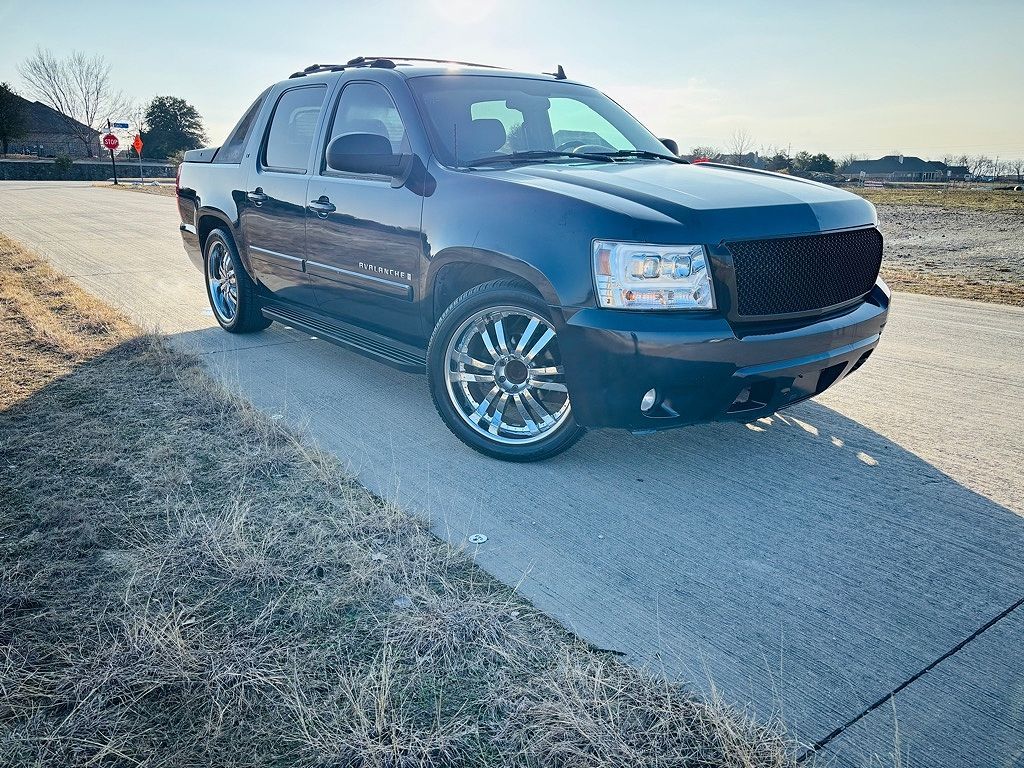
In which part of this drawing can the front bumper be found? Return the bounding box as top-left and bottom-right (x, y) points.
(558, 283), (890, 431)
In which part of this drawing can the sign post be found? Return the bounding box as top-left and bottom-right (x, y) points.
(103, 119), (120, 185)
(133, 134), (144, 182)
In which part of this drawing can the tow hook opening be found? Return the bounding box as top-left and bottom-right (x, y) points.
(727, 381), (773, 413)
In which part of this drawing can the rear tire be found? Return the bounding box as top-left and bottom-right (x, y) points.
(204, 228), (271, 334)
(427, 279), (585, 461)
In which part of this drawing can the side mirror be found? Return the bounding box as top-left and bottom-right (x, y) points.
(660, 138), (679, 156)
(326, 133), (402, 176)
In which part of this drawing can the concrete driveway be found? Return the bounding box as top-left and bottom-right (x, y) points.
(2, 181), (1022, 766)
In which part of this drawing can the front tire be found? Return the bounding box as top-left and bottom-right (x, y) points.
(427, 280), (585, 461)
(204, 228), (271, 333)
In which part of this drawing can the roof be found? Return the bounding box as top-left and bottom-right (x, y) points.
(11, 93), (94, 136)
(846, 155), (944, 173)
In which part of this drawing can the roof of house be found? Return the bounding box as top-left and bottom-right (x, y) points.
(846, 155), (944, 173)
(13, 93), (95, 136)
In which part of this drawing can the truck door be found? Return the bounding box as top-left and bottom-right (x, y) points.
(304, 81), (424, 342)
(239, 83), (328, 307)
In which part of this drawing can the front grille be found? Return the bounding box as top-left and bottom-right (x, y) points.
(725, 228), (883, 316)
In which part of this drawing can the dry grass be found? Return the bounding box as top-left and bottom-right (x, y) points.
(852, 186), (1024, 214)
(880, 266), (1024, 307)
(94, 182), (177, 197)
(0, 231), (796, 766)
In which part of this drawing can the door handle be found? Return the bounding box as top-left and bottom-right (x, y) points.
(247, 187), (267, 205)
(308, 195), (336, 217)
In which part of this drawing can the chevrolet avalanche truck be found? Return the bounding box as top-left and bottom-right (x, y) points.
(176, 56), (889, 461)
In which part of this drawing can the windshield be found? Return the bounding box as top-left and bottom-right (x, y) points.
(407, 75), (672, 167)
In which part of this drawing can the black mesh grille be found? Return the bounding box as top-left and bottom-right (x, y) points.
(726, 228), (883, 316)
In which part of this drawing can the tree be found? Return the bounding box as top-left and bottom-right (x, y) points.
(688, 145), (719, 162)
(18, 47), (127, 157)
(143, 96), (207, 160)
(792, 151), (837, 175)
(0, 82), (27, 156)
(762, 145), (792, 172)
(967, 155), (993, 178)
(837, 153), (863, 173)
(1010, 158), (1024, 183)
(728, 128), (755, 166)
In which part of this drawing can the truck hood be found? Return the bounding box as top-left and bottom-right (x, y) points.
(491, 161), (876, 241)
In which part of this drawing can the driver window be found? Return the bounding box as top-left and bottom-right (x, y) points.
(326, 82), (407, 161)
(548, 97), (631, 151)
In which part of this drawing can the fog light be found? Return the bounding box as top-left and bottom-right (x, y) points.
(641, 388), (658, 412)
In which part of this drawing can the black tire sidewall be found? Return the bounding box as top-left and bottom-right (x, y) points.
(427, 281), (585, 461)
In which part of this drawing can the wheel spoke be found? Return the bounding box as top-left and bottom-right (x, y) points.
(487, 393), (509, 435)
(451, 371), (494, 384)
(476, 320), (499, 360)
(530, 379), (568, 392)
(456, 352), (494, 371)
(524, 328), (555, 362)
(514, 317), (540, 354)
(470, 385), (502, 424)
(521, 389), (555, 427)
(513, 394), (540, 435)
(530, 365), (564, 376)
(493, 316), (510, 354)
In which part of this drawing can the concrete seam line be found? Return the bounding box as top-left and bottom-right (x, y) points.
(797, 593), (1024, 762)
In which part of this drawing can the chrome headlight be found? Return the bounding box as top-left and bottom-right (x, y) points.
(593, 240), (715, 310)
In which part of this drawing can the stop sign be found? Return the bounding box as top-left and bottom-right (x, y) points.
(102, 133), (119, 150)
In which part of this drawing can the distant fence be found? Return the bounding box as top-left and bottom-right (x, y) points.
(0, 159), (176, 181)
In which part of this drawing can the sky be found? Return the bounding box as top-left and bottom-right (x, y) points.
(1, 0), (1021, 162)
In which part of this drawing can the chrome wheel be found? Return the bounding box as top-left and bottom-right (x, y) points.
(206, 240), (238, 323)
(444, 306), (571, 445)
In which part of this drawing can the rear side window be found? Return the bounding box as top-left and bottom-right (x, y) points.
(214, 88), (269, 164)
(261, 85), (327, 172)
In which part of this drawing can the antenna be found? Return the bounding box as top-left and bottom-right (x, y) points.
(544, 64), (567, 80)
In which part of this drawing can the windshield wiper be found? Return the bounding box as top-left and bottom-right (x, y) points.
(599, 149), (689, 164)
(464, 150), (614, 168)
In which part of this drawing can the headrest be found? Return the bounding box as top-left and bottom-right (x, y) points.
(463, 118), (507, 157)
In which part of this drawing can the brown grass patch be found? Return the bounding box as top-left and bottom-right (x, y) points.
(852, 186), (1024, 214)
(0, 234), (796, 765)
(881, 266), (1024, 307)
(94, 182), (177, 197)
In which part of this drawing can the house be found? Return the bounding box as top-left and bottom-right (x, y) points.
(844, 155), (969, 181)
(5, 94), (98, 158)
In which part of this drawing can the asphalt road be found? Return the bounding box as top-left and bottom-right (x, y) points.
(3, 181), (1022, 766)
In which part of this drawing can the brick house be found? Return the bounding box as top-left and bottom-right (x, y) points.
(6, 93), (98, 158)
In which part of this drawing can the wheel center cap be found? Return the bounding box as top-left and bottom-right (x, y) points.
(504, 359), (528, 384)
(494, 355), (530, 393)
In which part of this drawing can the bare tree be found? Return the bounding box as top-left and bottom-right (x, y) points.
(18, 47), (128, 157)
(688, 145), (719, 161)
(967, 155), (993, 179)
(727, 128), (755, 166)
(837, 153), (863, 173)
(1010, 158), (1024, 183)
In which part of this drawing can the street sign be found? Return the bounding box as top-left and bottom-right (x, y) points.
(112, 122), (130, 129)
(102, 133), (119, 150)
(133, 135), (143, 154)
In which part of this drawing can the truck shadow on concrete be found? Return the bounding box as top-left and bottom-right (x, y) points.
(172, 324), (1024, 766)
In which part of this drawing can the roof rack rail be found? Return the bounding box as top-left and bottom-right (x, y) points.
(288, 56), (504, 79)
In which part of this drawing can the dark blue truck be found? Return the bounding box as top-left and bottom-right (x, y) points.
(176, 56), (889, 461)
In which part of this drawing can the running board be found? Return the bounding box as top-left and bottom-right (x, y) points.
(262, 303), (427, 373)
